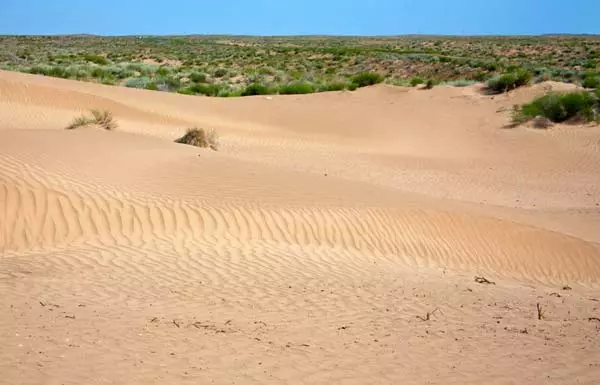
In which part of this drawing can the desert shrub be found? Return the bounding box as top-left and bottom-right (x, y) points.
(350, 72), (383, 88)
(190, 72), (208, 83)
(318, 82), (347, 92)
(156, 66), (172, 76)
(214, 68), (228, 78)
(241, 83), (274, 96)
(125, 77), (152, 88)
(424, 79), (436, 89)
(582, 73), (599, 89)
(410, 77), (425, 86)
(486, 69), (532, 93)
(180, 83), (221, 96)
(29, 65), (70, 78)
(66, 109), (117, 130)
(155, 76), (181, 92)
(175, 128), (218, 150)
(279, 82), (315, 95)
(83, 54), (109, 65)
(512, 91), (598, 124)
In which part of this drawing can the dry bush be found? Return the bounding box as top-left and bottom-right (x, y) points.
(65, 109), (117, 130)
(90, 109), (117, 130)
(175, 127), (219, 150)
(65, 115), (94, 130)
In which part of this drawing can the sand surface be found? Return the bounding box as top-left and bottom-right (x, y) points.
(1, 71), (599, 384)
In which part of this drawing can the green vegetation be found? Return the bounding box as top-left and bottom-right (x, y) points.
(582, 72), (599, 89)
(279, 82), (315, 94)
(410, 77), (425, 86)
(512, 91), (599, 125)
(350, 72), (383, 88)
(485, 69), (532, 94)
(66, 109), (117, 130)
(175, 128), (219, 150)
(1, 35), (598, 97)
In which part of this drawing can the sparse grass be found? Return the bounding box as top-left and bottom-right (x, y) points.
(512, 91), (599, 125)
(175, 128), (219, 150)
(65, 109), (117, 130)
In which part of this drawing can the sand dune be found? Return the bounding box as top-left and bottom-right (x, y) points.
(1, 70), (599, 384)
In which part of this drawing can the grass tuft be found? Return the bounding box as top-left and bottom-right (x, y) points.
(65, 109), (117, 130)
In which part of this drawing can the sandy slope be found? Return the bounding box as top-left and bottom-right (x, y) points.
(1, 70), (599, 384)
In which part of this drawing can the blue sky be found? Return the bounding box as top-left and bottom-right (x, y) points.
(1, 0), (599, 36)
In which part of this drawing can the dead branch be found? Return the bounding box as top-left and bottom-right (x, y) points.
(474, 276), (496, 285)
(417, 308), (440, 322)
(536, 303), (545, 320)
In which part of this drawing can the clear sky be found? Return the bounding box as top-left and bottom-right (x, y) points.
(1, 0), (599, 36)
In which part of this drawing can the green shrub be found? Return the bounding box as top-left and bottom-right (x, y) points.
(214, 68), (228, 78)
(156, 66), (171, 76)
(241, 83), (274, 96)
(513, 91), (598, 124)
(83, 54), (109, 65)
(582, 73), (599, 89)
(424, 79), (436, 89)
(190, 72), (207, 83)
(279, 82), (315, 95)
(350, 72), (383, 88)
(125, 77), (152, 89)
(318, 82), (347, 92)
(486, 69), (532, 93)
(410, 77), (425, 86)
(180, 83), (221, 96)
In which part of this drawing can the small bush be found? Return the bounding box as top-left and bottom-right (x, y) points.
(66, 109), (117, 130)
(83, 54), (109, 65)
(582, 73), (599, 89)
(175, 128), (218, 150)
(190, 72), (207, 83)
(350, 72), (383, 88)
(125, 77), (152, 89)
(410, 77), (425, 86)
(279, 82), (315, 95)
(512, 91), (598, 125)
(424, 79), (436, 89)
(180, 83), (221, 96)
(214, 68), (228, 78)
(241, 83), (274, 96)
(318, 82), (347, 92)
(486, 69), (532, 94)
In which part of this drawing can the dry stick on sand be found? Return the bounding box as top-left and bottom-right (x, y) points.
(417, 308), (440, 322)
(474, 276), (496, 285)
(536, 303), (545, 320)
